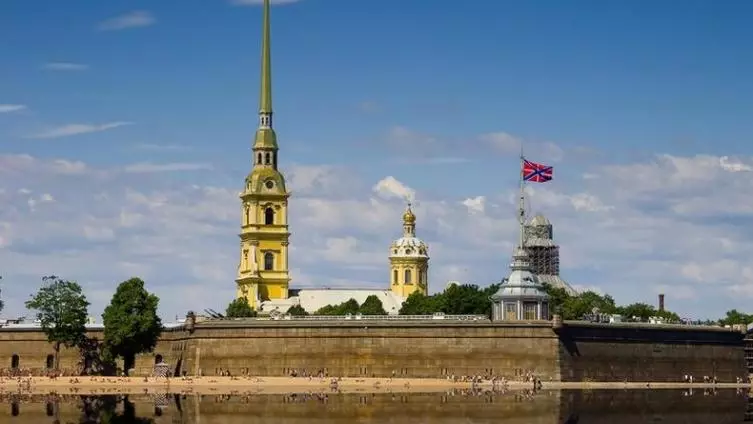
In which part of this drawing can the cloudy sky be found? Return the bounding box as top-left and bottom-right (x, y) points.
(2, 0), (753, 321)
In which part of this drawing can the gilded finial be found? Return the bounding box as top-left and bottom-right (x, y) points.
(402, 201), (416, 224)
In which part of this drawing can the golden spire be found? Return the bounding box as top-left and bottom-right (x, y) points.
(259, 0), (272, 114)
(252, 0), (278, 151)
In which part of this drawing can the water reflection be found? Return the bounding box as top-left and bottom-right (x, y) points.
(0, 388), (749, 423)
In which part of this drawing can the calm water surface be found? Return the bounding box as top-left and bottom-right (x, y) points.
(1, 388), (750, 423)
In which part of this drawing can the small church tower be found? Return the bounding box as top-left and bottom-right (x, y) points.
(389, 204), (429, 298)
(235, 0), (291, 310)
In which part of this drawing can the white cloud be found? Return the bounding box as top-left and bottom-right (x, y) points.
(479, 132), (521, 154)
(29, 122), (132, 139)
(461, 196), (486, 214)
(0, 104), (26, 113)
(42, 62), (89, 71)
(97, 11), (156, 31)
(2, 152), (753, 322)
(372, 176), (415, 201)
(123, 162), (213, 173)
(719, 156), (753, 173)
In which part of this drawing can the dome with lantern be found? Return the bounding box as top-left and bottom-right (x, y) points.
(389, 203), (429, 259)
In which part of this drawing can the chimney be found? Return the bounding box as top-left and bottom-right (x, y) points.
(658, 294), (665, 312)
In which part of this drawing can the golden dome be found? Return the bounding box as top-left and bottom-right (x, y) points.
(402, 204), (416, 224)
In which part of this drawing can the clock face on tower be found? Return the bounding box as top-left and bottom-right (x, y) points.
(265, 180), (275, 190)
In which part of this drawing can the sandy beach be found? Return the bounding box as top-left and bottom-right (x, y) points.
(0, 375), (749, 395)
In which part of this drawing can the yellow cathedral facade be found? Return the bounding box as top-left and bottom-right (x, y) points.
(235, 0), (429, 313)
(235, 0), (291, 309)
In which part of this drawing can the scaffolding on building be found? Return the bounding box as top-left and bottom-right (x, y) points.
(523, 214), (578, 296)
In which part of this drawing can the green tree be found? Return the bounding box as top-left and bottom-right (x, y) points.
(618, 302), (657, 322)
(718, 309), (753, 326)
(541, 283), (569, 315)
(102, 278), (162, 376)
(25, 275), (90, 370)
(315, 298), (360, 315)
(359, 295), (387, 315)
(226, 297), (257, 318)
(561, 291), (618, 320)
(286, 304), (308, 316)
(441, 284), (491, 315)
(399, 292), (438, 315)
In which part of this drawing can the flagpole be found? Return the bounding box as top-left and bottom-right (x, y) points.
(518, 146), (525, 248)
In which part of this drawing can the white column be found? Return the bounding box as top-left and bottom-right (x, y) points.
(537, 302), (542, 320)
(517, 300), (522, 320)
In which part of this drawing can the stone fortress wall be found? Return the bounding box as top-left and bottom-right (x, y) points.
(0, 318), (745, 382)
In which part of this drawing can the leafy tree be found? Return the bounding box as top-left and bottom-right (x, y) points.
(618, 302), (657, 322)
(102, 278), (162, 376)
(359, 295), (387, 315)
(399, 284), (500, 316)
(25, 275), (90, 370)
(286, 304), (308, 316)
(226, 297), (257, 318)
(718, 309), (753, 326)
(442, 284), (491, 315)
(315, 298), (361, 315)
(399, 292), (436, 315)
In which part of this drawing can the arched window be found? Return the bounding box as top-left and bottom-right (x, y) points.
(264, 252), (274, 271)
(155, 354), (163, 365)
(46, 354), (54, 369)
(11, 354), (19, 369)
(264, 207), (275, 225)
(404, 269), (412, 284)
(393, 269), (398, 285)
(257, 153), (262, 164)
(265, 152), (271, 164)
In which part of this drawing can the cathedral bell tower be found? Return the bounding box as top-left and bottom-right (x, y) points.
(389, 203), (430, 298)
(236, 0), (291, 310)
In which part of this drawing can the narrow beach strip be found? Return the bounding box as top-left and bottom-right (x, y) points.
(0, 376), (748, 395)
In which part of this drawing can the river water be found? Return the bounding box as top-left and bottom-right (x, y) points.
(2, 389), (750, 423)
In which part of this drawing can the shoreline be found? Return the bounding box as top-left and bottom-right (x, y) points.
(0, 376), (749, 395)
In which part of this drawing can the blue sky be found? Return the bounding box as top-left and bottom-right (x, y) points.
(2, 0), (753, 321)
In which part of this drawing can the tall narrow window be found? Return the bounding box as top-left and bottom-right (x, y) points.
(257, 153), (262, 164)
(264, 207), (275, 225)
(404, 269), (412, 284)
(11, 354), (19, 369)
(45, 354), (54, 369)
(264, 252), (274, 271)
(265, 152), (271, 164)
(393, 269), (398, 285)
(523, 303), (537, 320)
(418, 270), (423, 286)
